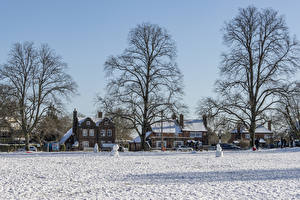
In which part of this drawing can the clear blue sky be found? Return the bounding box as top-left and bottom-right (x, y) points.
(1, 0), (300, 118)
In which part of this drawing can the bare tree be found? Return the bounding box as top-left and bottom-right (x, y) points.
(0, 84), (18, 135)
(0, 42), (77, 150)
(35, 105), (72, 145)
(98, 23), (184, 150)
(275, 82), (300, 139)
(103, 108), (133, 141)
(205, 6), (300, 147)
(196, 98), (233, 144)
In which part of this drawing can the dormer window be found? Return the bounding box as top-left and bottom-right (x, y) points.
(86, 121), (90, 126)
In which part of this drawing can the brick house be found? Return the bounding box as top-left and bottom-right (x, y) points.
(60, 109), (116, 150)
(229, 122), (273, 146)
(129, 115), (208, 151)
(0, 117), (23, 144)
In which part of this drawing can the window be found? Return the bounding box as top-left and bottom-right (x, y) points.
(245, 134), (250, 139)
(89, 129), (94, 136)
(107, 129), (112, 137)
(156, 141), (166, 148)
(82, 129), (88, 137)
(82, 141), (89, 147)
(100, 129), (106, 136)
(86, 121), (90, 126)
(264, 135), (272, 139)
(174, 141), (184, 148)
(190, 132), (202, 138)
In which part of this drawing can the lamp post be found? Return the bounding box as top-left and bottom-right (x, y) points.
(161, 110), (164, 151)
(218, 130), (223, 144)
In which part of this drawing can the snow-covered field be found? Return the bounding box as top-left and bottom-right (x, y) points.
(1, 148), (300, 200)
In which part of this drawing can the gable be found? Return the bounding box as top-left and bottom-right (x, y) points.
(97, 117), (114, 127)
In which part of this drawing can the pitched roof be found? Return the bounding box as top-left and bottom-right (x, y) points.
(231, 125), (273, 134)
(151, 120), (181, 134)
(78, 117), (102, 126)
(132, 131), (152, 143)
(182, 119), (207, 132)
(131, 119), (207, 143)
(151, 119), (207, 133)
(59, 128), (72, 144)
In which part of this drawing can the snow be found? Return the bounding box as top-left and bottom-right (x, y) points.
(244, 125), (272, 134)
(132, 131), (152, 143)
(59, 128), (72, 144)
(152, 121), (179, 133)
(259, 138), (266, 143)
(182, 119), (207, 132)
(78, 117), (103, 126)
(151, 119), (207, 133)
(232, 125), (272, 134)
(1, 148), (300, 199)
(102, 143), (115, 148)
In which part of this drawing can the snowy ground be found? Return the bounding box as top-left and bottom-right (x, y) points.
(1, 148), (300, 200)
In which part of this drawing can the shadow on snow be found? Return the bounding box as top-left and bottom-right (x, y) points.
(123, 168), (300, 183)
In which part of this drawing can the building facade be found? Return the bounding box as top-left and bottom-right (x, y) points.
(60, 110), (116, 150)
(129, 115), (208, 151)
(229, 122), (273, 146)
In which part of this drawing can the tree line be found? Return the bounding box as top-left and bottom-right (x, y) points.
(1, 6), (300, 151)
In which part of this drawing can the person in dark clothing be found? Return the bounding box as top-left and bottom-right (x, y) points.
(255, 139), (259, 148)
(283, 139), (287, 147)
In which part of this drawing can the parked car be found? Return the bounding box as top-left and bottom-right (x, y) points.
(29, 146), (37, 151)
(176, 146), (194, 152)
(220, 143), (241, 150)
(18, 146), (37, 152)
(295, 140), (300, 147)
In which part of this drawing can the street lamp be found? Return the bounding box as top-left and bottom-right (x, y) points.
(161, 110), (164, 151)
(218, 130), (223, 144)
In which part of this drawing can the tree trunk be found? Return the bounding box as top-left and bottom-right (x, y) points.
(249, 121), (256, 147)
(140, 130), (146, 151)
(25, 132), (30, 151)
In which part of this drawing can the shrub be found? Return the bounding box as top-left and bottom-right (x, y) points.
(60, 144), (66, 151)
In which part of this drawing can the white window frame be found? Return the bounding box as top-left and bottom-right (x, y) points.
(82, 129), (88, 137)
(107, 129), (112, 137)
(82, 141), (89, 147)
(100, 129), (106, 136)
(89, 129), (94, 136)
(156, 141), (166, 148)
(86, 121), (90, 126)
(173, 141), (184, 147)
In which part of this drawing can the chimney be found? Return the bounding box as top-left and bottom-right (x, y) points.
(237, 122), (241, 139)
(179, 114), (184, 128)
(98, 111), (103, 118)
(171, 113), (177, 120)
(202, 114), (207, 128)
(237, 123), (241, 133)
(72, 108), (78, 137)
(268, 121), (271, 131)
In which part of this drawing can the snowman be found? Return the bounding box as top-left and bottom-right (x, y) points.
(216, 143), (223, 157)
(111, 144), (119, 157)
